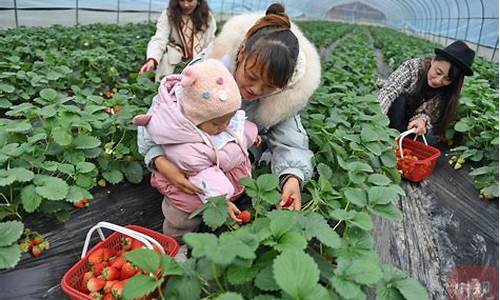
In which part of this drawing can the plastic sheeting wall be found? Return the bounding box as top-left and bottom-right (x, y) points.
(0, 0), (498, 48)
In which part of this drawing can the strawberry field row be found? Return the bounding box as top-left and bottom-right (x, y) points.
(0, 21), (431, 300)
(0, 23), (160, 269)
(297, 20), (353, 49)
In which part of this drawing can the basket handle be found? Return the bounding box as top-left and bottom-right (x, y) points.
(81, 221), (165, 259)
(398, 129), (429, 157)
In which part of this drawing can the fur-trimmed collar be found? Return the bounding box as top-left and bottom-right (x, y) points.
(205, 13), (321, 128)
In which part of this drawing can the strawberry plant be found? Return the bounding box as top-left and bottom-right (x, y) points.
(0, 220), (24, 269)
(297, 21), (353, 48)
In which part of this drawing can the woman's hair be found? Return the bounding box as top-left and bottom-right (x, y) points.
(239, 3), (300, 89)
(409, 56), (465, 134)
(168, 0), (210, 32)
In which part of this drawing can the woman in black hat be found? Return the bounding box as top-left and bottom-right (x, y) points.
(377, 40), (475, 141)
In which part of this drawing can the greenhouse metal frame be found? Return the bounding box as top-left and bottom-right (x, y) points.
(1, 0), (498, 61)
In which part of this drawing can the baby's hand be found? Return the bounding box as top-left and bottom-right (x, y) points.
(254, 135), (262, 147)
(227, 201), (242, 223)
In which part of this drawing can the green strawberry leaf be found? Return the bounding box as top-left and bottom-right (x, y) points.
(124, 249), (160, 274)
(202, 197), (228, 230)
(75, 162), (96, 174)
(0, 83), (15, 93)
(65, 185), (93, 202)
(33, 175), (69, 200)
(40, 88), (58, 101)
(0, 171), (16, 187)
(255, 265), (280, 291)
(256, 174), (279, 192)
(343, 188), (368, 207)
(122, 274), (160, 300)
(348, 211), (373, 231)
(330, 276), (364, 299)
(57, 163), (75, 176)
(4, 120), (32, 133)
(72, 134), (101, 149)
(122, 161), (144, 184)
(394, 278), (429, 300)
(102, 169), (124, 184)
(367, 174), (392, 186)
(273, 250), (320, 299)
(0, 221), (24, 247)
(52, 127), (73, 146)
(0, 244), (22, 269)
(21, 185), (43, 212)
(160, 255), (183, 276)
(213, 292), (244, 300)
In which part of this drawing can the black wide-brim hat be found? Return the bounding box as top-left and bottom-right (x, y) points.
(435, 40), (475, 76)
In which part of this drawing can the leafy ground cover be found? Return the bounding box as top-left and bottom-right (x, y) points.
(297, 20), (353, 49)
(6, 20), (492, 299)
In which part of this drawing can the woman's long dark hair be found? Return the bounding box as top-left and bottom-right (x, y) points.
(409, 56), (465, 134)
(168, 0), (210, 32)
(238, 3), (300, 89)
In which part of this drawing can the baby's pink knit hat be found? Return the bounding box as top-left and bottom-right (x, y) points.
(178, 59), (241, 125)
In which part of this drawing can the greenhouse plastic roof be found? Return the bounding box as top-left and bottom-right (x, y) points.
(1, 0), (498, 46)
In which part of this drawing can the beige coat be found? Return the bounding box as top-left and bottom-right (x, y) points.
(146, 10), (217, 81)
(205, 13), (321, 129)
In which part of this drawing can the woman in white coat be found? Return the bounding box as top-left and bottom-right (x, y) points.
(139, 0), (217, 81)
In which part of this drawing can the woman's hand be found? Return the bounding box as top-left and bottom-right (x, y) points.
(139, 59), (156, 74)
(278, 177), (302, 211)
(227, 201), (242, 223)
(154, 156), (201, 195)
(408, 118), (427, 135)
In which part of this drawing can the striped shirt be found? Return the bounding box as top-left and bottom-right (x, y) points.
(377, 58), (445, 130)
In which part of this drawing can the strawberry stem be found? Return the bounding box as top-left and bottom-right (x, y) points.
(157, 286), (166, 300)
(211, 263), (225, 292)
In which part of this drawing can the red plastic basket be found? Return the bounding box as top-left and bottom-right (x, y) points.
(61, 223), (179, 300)
(396, 131), (441, 182)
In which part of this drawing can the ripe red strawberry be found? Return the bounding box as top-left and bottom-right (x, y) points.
(92, 261), (108, 276)
(238, 210), (252, 224)
(283, 196), (294, 208)
(88, 248), (105, 265)
(120, 262), (137, 280)
(79, 284), (89, 294)
(87, 277), (106, 292)
(104, 280), (118, 293)
(111, 280), (127, 299)
(102, 293), (115, 300)
(102, 266), (120, 281)
(110, 256), (127, 270)
(31, 245), (42, 257)
(33, 237), (44, 245)
(113, 105), (121, 114)
(73, 199), (89, 208)
(81, 271), (94, 290)
(120, 236), (133, 251)
(102, 248), (116, 261)
(131, 239), (145, 250)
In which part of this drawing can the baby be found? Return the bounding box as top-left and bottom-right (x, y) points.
(134, 59), (258, 239)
